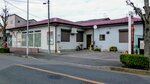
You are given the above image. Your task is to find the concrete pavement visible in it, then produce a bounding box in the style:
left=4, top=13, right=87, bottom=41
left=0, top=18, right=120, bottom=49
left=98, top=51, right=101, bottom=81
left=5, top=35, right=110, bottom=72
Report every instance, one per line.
left=11, top=50, right=122, bottom=67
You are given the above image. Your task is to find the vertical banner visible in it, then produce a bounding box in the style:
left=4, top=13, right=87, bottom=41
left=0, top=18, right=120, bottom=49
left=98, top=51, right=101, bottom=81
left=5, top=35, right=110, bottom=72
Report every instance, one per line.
left=47, top=31, right=54, bottom=45
left=128, top=11, right=134, bottom=54
left=131, top=16, right=134, bottom=54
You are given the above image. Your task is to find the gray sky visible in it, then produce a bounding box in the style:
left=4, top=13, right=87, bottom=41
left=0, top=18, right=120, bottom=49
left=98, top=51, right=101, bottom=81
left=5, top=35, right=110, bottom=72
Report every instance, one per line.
left=0, top=0, right=145, bottom=21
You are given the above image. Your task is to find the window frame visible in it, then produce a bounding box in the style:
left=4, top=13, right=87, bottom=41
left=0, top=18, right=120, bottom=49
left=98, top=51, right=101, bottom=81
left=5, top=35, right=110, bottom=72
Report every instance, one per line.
left=119, top=29, right=128, bottom=43
left=61, top=29, right=71, bottom=42
left=76, top=31, right=84, bottom=42
left=99, top=34, right=105, bottom=41
left=21, top=30, right=41, bottom=47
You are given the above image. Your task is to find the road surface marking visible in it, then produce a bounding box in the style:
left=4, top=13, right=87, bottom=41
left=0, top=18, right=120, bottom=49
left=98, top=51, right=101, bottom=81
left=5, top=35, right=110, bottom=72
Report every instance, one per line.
left=16, top=64, right=105, bottom=84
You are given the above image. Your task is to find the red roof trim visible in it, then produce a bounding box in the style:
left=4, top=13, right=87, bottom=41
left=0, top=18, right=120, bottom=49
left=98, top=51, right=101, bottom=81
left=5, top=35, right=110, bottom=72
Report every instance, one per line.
left=77, top=17, right=141, bottom=26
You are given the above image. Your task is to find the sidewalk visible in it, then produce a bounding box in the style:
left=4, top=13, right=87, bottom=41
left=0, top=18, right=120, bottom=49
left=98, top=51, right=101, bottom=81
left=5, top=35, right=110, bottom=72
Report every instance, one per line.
left=10, top=50, right=122, bottom=66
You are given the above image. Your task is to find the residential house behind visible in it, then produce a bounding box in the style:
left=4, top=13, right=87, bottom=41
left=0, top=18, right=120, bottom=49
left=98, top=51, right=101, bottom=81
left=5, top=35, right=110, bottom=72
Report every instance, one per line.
left=6, top=14, right=27, bottom=28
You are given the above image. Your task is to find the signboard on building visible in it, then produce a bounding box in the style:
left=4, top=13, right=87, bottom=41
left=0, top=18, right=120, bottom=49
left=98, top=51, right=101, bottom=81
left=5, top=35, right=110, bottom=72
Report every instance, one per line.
left=140, top=40, right=144, bottom=49
left=138, top=38, right=144, bottom=54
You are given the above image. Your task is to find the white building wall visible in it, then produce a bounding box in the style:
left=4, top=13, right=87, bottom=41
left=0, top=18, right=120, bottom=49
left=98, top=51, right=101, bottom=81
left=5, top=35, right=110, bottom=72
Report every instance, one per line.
left=15, top=15, right=26, bottom=27
left=7, top=14, right=27, bottom=28
left=134, top=24, right=143, bottom=36
left=10, top=26, right=56, bottom=52
left=40, top=26, right=55, bottom=51
left=9, top=23, right=143, bottom=53
left=93, top=24, right=143, bottom=52
left=134, top=24, right=143, bottom=49
left=7, top=15, right=16, bottom=28
left=11, top=30, right=18, bottom=47
left=58, top=26, right=84, bottom=50
left=94, top=25, right=128, bottom=52
left=10, top=25, right=84, bottom=52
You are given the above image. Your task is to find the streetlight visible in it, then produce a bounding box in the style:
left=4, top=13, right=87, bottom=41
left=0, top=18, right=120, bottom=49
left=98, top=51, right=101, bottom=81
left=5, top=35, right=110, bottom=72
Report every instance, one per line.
left=93, top=25, right=97, bottom=49
left=43, top=0, right=51, bottom=54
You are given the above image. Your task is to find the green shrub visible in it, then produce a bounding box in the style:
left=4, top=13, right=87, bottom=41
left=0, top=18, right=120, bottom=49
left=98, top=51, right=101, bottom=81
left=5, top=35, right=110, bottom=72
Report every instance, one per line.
left=0, top=48, right=10, bottom=53
left=109, top=46, right=118, bottom=52
left=120, top=54, right=149, bottom=70
left=94, top=48, right=101, bottom=52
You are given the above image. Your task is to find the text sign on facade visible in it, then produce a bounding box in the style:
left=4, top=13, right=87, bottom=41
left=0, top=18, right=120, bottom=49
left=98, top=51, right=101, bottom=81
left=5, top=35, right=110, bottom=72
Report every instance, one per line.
left=140, top=40, right=144, bottom=49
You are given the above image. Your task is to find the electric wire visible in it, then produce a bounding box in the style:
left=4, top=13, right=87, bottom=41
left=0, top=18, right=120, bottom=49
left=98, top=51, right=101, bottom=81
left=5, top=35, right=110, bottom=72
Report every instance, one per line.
left=4, top=0, right=46, bottom=20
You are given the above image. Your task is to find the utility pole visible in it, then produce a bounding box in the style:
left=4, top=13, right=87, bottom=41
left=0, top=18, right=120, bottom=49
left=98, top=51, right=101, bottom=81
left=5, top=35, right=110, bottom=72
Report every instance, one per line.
left=48, top=0, right=51, bottom=54
left=44, top=0, right=50, bottom=54
left=26, top=0, right=29, bottom=57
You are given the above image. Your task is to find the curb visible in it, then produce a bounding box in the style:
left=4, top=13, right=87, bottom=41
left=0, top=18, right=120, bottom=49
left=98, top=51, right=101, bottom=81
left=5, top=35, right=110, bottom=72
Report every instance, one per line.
left=110, top=66, right=150, bottom=76
left=65, top=63, right=150, bottom=76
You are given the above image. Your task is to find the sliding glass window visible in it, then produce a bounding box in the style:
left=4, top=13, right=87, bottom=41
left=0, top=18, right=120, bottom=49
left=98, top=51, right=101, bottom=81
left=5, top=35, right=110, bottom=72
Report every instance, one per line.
left=21, top=30, right=41, bottom=47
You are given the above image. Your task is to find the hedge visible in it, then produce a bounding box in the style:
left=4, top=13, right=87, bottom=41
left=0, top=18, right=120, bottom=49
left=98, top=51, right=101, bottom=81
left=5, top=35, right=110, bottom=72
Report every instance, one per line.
left=0, top=48, right=10, bottom=53
left=120, top=54, right=149, bottom=70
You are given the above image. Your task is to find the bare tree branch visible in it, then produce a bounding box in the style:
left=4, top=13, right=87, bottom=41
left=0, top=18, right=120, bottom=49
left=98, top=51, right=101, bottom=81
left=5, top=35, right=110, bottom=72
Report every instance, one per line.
left=126, top=0, right=148, bottom=23
left=0, top=6, right=10, bottom=47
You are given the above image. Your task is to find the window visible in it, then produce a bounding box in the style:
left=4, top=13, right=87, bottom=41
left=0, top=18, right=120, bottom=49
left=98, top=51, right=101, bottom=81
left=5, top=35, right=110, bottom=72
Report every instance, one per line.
left=22, top=32, right=26, bottom=46
left=35, top=31, right=41, bottom=47
left=18, top=20, right=20, bottom=23
left=28, top=32, right=33, bottom=46
left=99, top=34, right=105, bottom=41
left=61, top=29, right=70, bottom=42
left=76, top=31, right=83, bottom=42
left=22, top=30, right=41, bottom=47
left=119, top=29, right=128, bottom=43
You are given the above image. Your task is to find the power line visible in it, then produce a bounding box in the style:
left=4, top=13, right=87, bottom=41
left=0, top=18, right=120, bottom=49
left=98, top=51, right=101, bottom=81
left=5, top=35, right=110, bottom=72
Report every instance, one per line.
left=4, top=0, right=46, bottom=20
left=9, top=0, right=43, bottom=4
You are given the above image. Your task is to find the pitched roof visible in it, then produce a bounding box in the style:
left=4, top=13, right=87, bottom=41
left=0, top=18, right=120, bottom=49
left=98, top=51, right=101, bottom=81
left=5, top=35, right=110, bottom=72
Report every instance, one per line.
left=76, top=18, right=110, bottom=23
left=9, top=14, right=26, bottom=21
left=76, top=17, right=141, bottom=26
left=7, top=18, right=82, bottom=29
left=29, top=18, right=81, bottom=26
left=7, top=16, right=142, bottom=30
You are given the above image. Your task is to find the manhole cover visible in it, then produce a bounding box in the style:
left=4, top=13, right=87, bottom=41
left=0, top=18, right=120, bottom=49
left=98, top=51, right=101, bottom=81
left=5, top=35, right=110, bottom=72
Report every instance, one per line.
left=48, top=74, right=63, bottom=79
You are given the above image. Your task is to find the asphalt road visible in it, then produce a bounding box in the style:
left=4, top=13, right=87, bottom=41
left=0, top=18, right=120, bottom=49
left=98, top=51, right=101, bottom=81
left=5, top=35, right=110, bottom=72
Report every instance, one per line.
left=0, top=64, right=150, bottom=84
left=0, top=65, right=88, bottom=84
left=0, top=54, right=150, bottom=84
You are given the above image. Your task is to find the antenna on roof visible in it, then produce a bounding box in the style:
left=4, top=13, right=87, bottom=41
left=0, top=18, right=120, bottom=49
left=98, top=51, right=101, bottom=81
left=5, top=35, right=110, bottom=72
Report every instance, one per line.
left=103, top=13, right=108, bottom=18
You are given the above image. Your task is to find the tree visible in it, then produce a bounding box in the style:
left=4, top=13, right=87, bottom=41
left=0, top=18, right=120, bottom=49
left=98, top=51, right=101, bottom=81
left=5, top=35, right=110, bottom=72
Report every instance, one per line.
left=0, top=6, right=9, bottom=48
left=126, top=0, right=150, bottom=62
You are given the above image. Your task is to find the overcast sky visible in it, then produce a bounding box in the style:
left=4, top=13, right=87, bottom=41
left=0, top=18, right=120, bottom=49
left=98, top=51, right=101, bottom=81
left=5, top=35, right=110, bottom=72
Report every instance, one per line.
left=0, top=0, right=145, bottom=21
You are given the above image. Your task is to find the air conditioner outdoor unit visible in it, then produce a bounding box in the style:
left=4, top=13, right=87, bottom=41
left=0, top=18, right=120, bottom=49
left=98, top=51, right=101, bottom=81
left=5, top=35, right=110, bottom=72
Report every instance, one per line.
left=71, top=28, right=77, bottom=35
